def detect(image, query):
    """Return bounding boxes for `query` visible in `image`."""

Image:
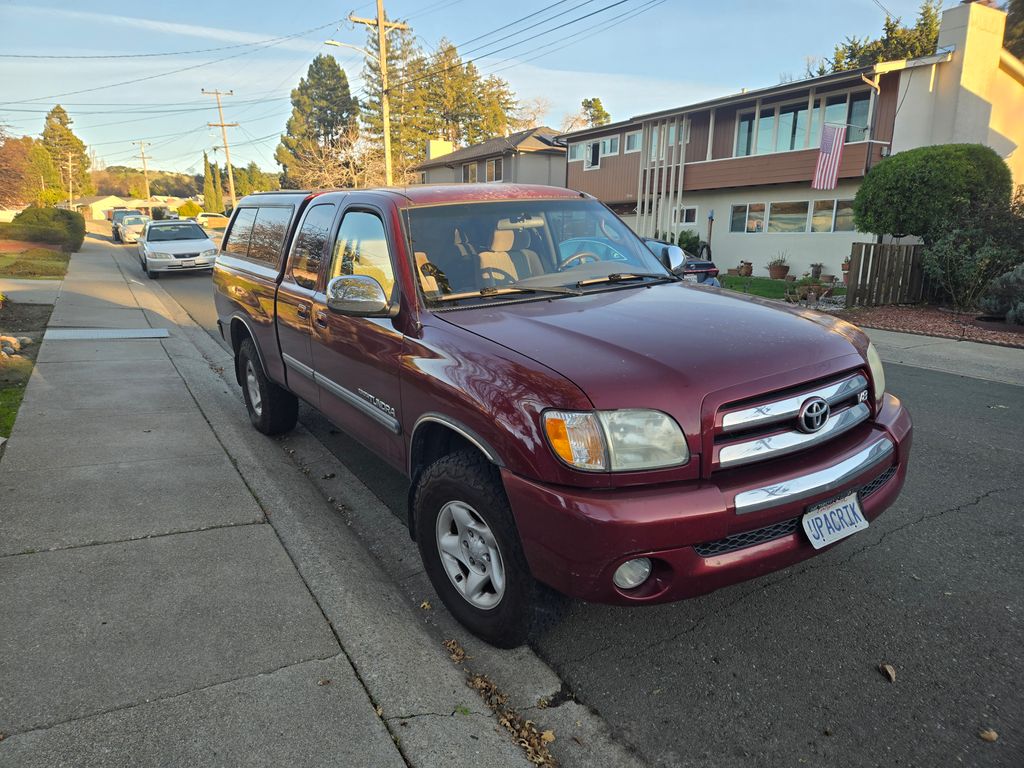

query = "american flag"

[812,124,846,190]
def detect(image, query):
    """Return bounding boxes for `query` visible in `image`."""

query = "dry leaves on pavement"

[878,663,897,683]
[978,728,999,742]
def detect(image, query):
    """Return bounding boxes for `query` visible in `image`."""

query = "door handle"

[297,302,310,319]
[314,311,328,329]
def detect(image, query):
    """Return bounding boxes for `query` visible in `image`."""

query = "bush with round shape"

[177,200,203,218]
[11,206,86,251]
[979,263,1024,321]
[853,144,1012,244]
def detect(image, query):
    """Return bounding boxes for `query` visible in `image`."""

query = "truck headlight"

[866,342,886,405]
[543,409,689,472]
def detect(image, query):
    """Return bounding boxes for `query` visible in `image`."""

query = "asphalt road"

[142,248,1022,768]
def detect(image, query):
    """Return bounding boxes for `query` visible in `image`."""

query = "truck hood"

[437,282,868,433]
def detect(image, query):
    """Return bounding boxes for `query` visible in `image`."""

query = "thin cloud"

[4,5,321,52]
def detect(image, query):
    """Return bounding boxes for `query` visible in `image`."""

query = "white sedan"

[137,220,218,279]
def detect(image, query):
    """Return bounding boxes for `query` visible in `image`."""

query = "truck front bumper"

[503,393,912,605]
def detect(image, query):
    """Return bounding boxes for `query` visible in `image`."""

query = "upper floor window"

[734,89,872,158]
[462,163,478,183]
[624,131,641,153]
[486,157,503,182]
[648,125,664,161]
[584,136,620,170]
[568,143,584,162]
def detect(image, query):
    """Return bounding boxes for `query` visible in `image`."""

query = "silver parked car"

[138,220,218,279]
[119,214,150,244]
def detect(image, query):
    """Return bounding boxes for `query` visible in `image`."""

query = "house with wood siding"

[413,127,566,186]
[560,1,1024,278]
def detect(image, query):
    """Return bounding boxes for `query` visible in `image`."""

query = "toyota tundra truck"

[213,184,912,648]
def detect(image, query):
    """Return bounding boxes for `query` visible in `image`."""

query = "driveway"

[143,250,1023,768]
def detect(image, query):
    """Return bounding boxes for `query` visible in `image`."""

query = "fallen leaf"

[420,600,432,610]
[316,678,331,686]
[374,705,383,717]
[978,728,998,742]
[541,730,556,743]
[878,663,897,683]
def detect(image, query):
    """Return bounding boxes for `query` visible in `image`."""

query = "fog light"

[612,557,652,590]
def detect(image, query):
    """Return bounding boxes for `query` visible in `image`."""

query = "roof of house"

[414,127,564,170]
[73,195,126,206]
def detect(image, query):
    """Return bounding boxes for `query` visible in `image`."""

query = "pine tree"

[276,54,359,185]
[829,1,941,72]
[41,105,92,197]
[1006,0,1024,60]
[581,98,611,127]
[212,162,224,213]
[202,152,217,212]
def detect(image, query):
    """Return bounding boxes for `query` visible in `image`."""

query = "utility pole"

[133,141,151,200]
[67,152,73,209]
[202,89,238,210]
[350,0,408,186]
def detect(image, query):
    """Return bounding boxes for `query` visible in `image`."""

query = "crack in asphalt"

[558,485,1009,666]
[383,709,488,722]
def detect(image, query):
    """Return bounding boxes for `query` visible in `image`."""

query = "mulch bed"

[837,305,1024,349]
[0,240,62,253]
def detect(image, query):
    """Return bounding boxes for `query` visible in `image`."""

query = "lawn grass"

[0,248,70,279]
[0,356,33,438]
[721,274,846,299]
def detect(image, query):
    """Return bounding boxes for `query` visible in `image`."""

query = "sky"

[0,0,938,175]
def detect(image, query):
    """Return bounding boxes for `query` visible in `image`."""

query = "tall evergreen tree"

[581,98,611,127]
[276,54,359,185]
[202,151,217,212]
[828,1,941,72]
[212,161,225,213]
[41,105,92,197]
[1006,0,1024,60]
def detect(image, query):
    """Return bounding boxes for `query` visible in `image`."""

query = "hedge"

[0,222,69,247]
[1,206,87,252]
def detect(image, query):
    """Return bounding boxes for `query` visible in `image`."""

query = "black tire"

[237,337,297,435]
[147,265,159,280]
[414,450,538,648]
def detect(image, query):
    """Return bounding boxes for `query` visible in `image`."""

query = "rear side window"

[288,204,336,290]
[247,206,293,267]
[223,208,257,257]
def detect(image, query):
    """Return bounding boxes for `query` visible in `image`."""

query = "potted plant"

[810,262,824,280]
[841,256,851,285]
[766,253,790,280]
[738,260,753,277]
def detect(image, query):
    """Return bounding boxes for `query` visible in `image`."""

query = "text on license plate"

[682,274,698,283]
[801,492,867,550]
[180,259,195,267]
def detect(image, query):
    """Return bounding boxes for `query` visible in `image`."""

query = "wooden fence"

[846,243,928,307]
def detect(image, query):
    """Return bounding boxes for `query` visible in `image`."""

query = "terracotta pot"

[727,268,739,276]
[843,272,850,285]
[768,264,790,280]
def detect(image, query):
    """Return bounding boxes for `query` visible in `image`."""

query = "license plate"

[180,259,195,267]
[682,274,698,283]
[801,492,867,550]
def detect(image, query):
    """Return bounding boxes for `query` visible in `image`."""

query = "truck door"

[310,204,405,470]
[276,202,340,408]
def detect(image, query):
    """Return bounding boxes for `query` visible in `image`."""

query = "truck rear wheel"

[238,337,298,435]
[414,450,537,648]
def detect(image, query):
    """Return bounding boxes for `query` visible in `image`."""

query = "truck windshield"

[147,223,207,241]
[404,199,670,302]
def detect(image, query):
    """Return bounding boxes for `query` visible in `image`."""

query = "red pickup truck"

[213,184,912,647]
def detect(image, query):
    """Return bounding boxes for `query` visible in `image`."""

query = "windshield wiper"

[434,283,581,302]
[574,272,677,288]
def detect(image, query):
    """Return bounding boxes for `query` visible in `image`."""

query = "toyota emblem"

[797,397,830,433]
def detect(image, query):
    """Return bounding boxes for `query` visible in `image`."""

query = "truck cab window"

[289,204,336,290]
[330,211,395,298]
[247,206,292,267]
[223,208,257,257]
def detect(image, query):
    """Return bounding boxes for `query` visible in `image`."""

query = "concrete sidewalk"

[0,234,528,766]
[866,327,1024,386]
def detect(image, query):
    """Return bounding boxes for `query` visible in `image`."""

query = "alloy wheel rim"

[435,501,505,610]
[245,360,262,417]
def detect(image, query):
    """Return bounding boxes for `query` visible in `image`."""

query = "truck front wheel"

[238,338,298,435]
[414,450,537,648]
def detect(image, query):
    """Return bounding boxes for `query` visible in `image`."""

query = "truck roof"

[236,184,585,210]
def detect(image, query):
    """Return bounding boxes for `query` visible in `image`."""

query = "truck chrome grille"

[694,464,898,557]
[714,372,871,471]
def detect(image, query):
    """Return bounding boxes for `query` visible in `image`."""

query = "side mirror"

[661,244,686,274]
[325,275,393,317]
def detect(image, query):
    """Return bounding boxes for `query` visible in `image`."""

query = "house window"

[834,199,855,231]
[624,131,641,153]
[600,136,619,155]
[486,157,503,182]
[767,201,809,233]
[648,125,664,160]
[847,93,870,142]
[673,206,698,225]
[736,113,754,157]
[568,143,583,162]
[775,103,811,152]
[462,163,477,183]
[811,200,836,232]
[414,172,426,185]
[730,203,765,233]
[585,141,601,170]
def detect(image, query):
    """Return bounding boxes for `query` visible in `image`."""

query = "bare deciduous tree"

[511,97,551,131]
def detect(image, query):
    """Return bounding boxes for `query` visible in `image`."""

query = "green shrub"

[979,263,1024,319]
[854,144,1013,243]
[922,223,1021,311]
[1008,301,1024,326]
[10,206,86,252]
[0,222,68,246]
[177,200,202,218]
[676,230,701,254]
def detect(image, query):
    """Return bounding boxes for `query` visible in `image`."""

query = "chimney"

[426,139,454,160]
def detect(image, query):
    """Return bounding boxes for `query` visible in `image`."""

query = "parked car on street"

[196,212,230,230]
[119,214,150,244]
[214,185,911,648]
[111,208,142,242]
[138,220,218,279]
[644,238,719,283]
